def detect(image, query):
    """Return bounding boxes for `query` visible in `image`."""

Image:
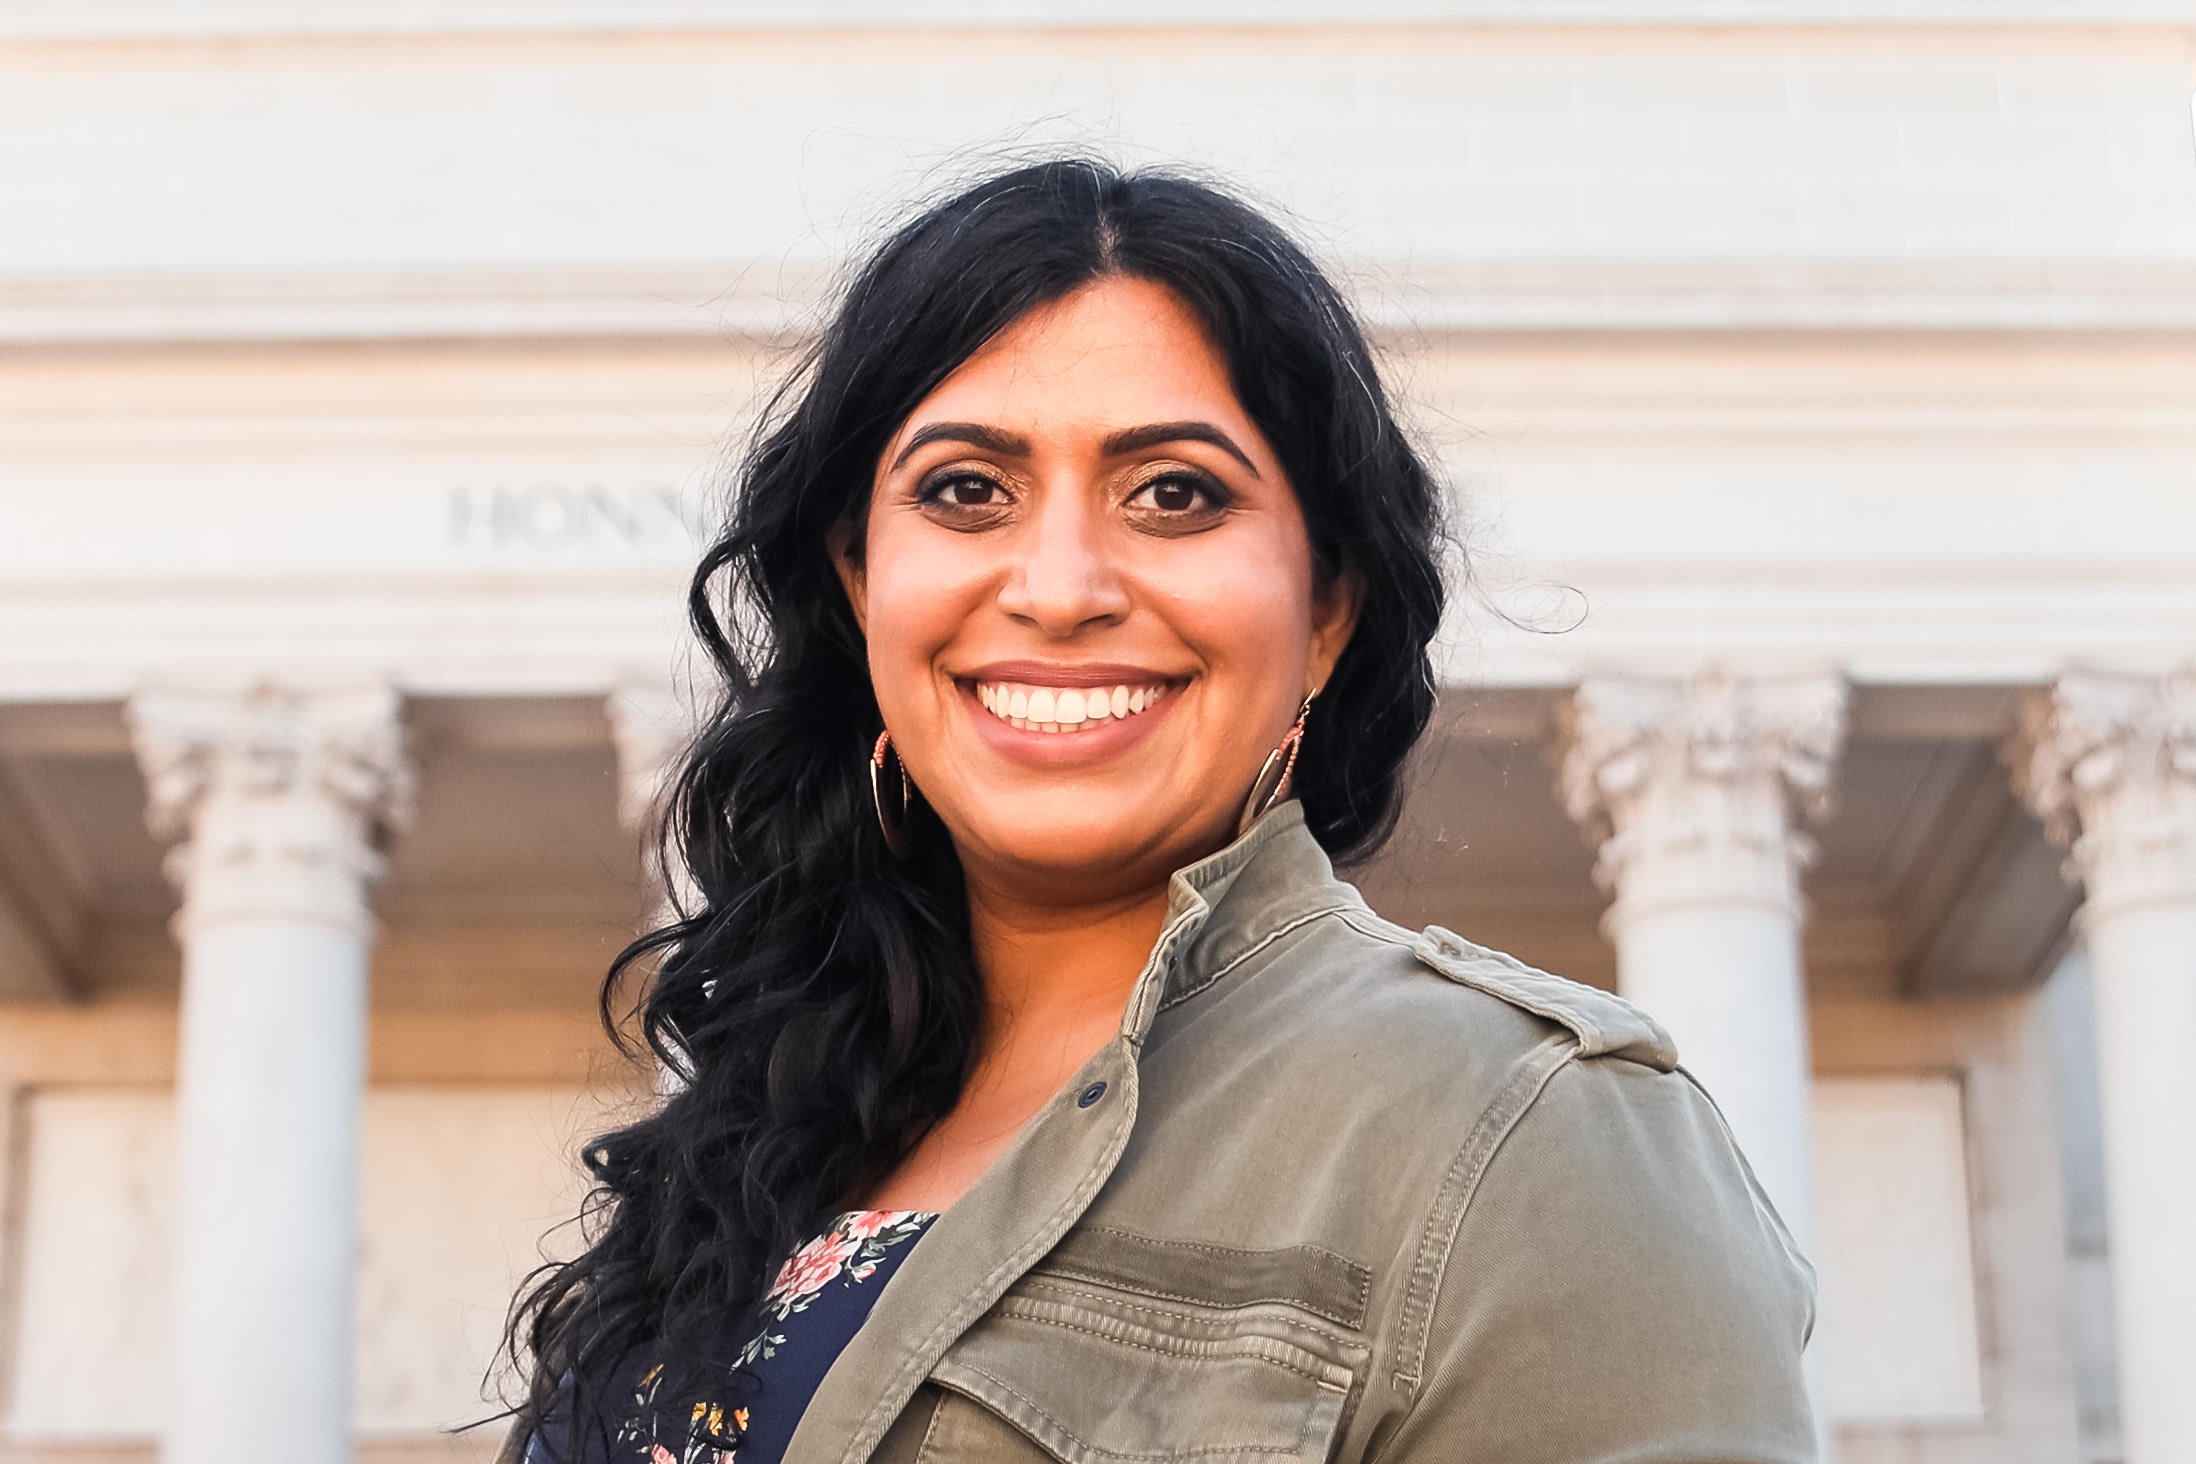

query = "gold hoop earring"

[1238,692,1315,838]
[871,729,913,859]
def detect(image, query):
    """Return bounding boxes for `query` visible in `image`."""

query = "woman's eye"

[930,474,1003,507]
[1147,478,1202,512]
[1128,472,1225,519]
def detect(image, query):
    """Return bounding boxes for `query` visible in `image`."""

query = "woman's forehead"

[888,278,1259,456]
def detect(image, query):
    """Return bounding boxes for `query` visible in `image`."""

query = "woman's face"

[836,275,1358,907]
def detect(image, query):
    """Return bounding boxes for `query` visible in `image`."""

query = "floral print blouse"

[531,1209,935,1464]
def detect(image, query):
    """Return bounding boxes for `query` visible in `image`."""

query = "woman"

[505,159,1816,1464]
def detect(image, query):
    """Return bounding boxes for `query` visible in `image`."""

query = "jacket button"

[1077,1081,1108,1109]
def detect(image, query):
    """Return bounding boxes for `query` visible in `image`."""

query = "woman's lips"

[973,679,1170,734]
[952,666,1184,762]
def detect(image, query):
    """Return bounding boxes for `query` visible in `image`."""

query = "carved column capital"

[2010,666,2196,921]
[128,685,411,939]
[1559,668,1848,924]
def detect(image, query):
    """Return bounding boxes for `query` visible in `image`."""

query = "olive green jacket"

[515,802,1817,1464]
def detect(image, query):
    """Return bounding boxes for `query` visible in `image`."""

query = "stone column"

[2012,667,2196,1464]
[1561,669,1845,1451]
[1559,668,1847,1254]
[130,685,409,1464]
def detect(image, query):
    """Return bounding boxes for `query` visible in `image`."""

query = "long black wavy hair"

[506,158,1447,1457]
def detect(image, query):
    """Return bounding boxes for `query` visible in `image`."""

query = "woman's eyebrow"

[890,421,1030,471]
[1101,421,1260,478]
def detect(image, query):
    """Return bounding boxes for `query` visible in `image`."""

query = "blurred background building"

[2,3,2193,1463]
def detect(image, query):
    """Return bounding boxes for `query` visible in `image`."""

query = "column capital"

[2010,666,2196,921]
[128,684,410,939]
[1559,667,1848,924]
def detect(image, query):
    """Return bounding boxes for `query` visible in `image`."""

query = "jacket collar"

[1123,800,1367,1040]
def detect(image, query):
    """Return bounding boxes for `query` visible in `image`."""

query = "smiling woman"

[502,160,1817,1464]
[832,273,1363,1214]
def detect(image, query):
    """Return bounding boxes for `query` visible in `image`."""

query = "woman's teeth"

[975,681,1169,733]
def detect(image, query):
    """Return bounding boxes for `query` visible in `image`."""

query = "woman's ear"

[1307,566,1363,694]
[827,520,869,636]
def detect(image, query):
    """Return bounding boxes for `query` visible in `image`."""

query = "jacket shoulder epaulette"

[1411,924,1678,1071]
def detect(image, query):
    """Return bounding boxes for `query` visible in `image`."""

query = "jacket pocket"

[921,1271,1363,1464]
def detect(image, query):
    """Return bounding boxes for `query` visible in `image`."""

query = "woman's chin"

[952,810,1229,898]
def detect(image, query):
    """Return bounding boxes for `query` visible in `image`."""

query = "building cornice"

[10,258,2196,346]
[3,0,2193,39]
[1378,259,2196,335]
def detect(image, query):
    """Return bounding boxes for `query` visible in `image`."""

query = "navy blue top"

[529,1210,936,1464]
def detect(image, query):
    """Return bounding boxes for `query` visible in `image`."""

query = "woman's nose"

[995,489,1130,636]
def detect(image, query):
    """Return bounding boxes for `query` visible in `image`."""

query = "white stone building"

[0,5,2191,1464]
